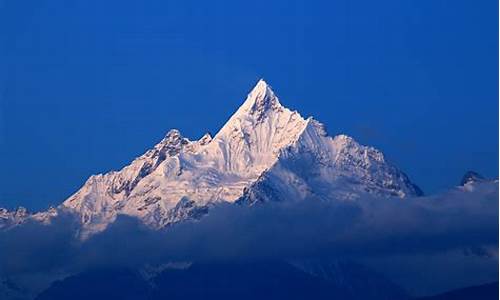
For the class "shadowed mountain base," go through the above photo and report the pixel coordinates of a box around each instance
[36,261,409,300]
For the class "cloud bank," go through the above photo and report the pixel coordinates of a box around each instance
[0,182,497,296]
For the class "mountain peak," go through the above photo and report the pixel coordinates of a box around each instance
[56,79,423,237]
[152,129,190,157]
[239,79,282,120]
[460,171,485,186]
[160,129,188,145]
[163,129,182,140]
[253,78,271,93]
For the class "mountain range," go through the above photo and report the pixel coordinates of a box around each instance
[1,79,424,237]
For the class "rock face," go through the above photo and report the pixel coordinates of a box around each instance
[1,80,423,237]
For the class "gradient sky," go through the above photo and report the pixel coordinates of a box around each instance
[0,0,498,210]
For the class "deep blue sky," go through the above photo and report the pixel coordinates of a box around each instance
[0,0,497,210]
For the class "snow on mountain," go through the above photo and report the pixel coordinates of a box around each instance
[1,80,423,237]
[460,171,487,186]
[0,207,57,230]
[61,79,316,235]
[0,207,29,229]
[458,171,498,193]
[237,118,423,205]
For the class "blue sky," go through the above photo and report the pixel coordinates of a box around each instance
[0,0,498,210]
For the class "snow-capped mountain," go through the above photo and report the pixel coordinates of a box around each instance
[460,171,487,186]
[1,80,422,236]
[458,171,498,193]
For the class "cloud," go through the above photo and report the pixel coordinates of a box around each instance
[0,182,497,295]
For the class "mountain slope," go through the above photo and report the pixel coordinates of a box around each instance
[238,120,422,205]
[36,261,409,300]
[10,80,422,236]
